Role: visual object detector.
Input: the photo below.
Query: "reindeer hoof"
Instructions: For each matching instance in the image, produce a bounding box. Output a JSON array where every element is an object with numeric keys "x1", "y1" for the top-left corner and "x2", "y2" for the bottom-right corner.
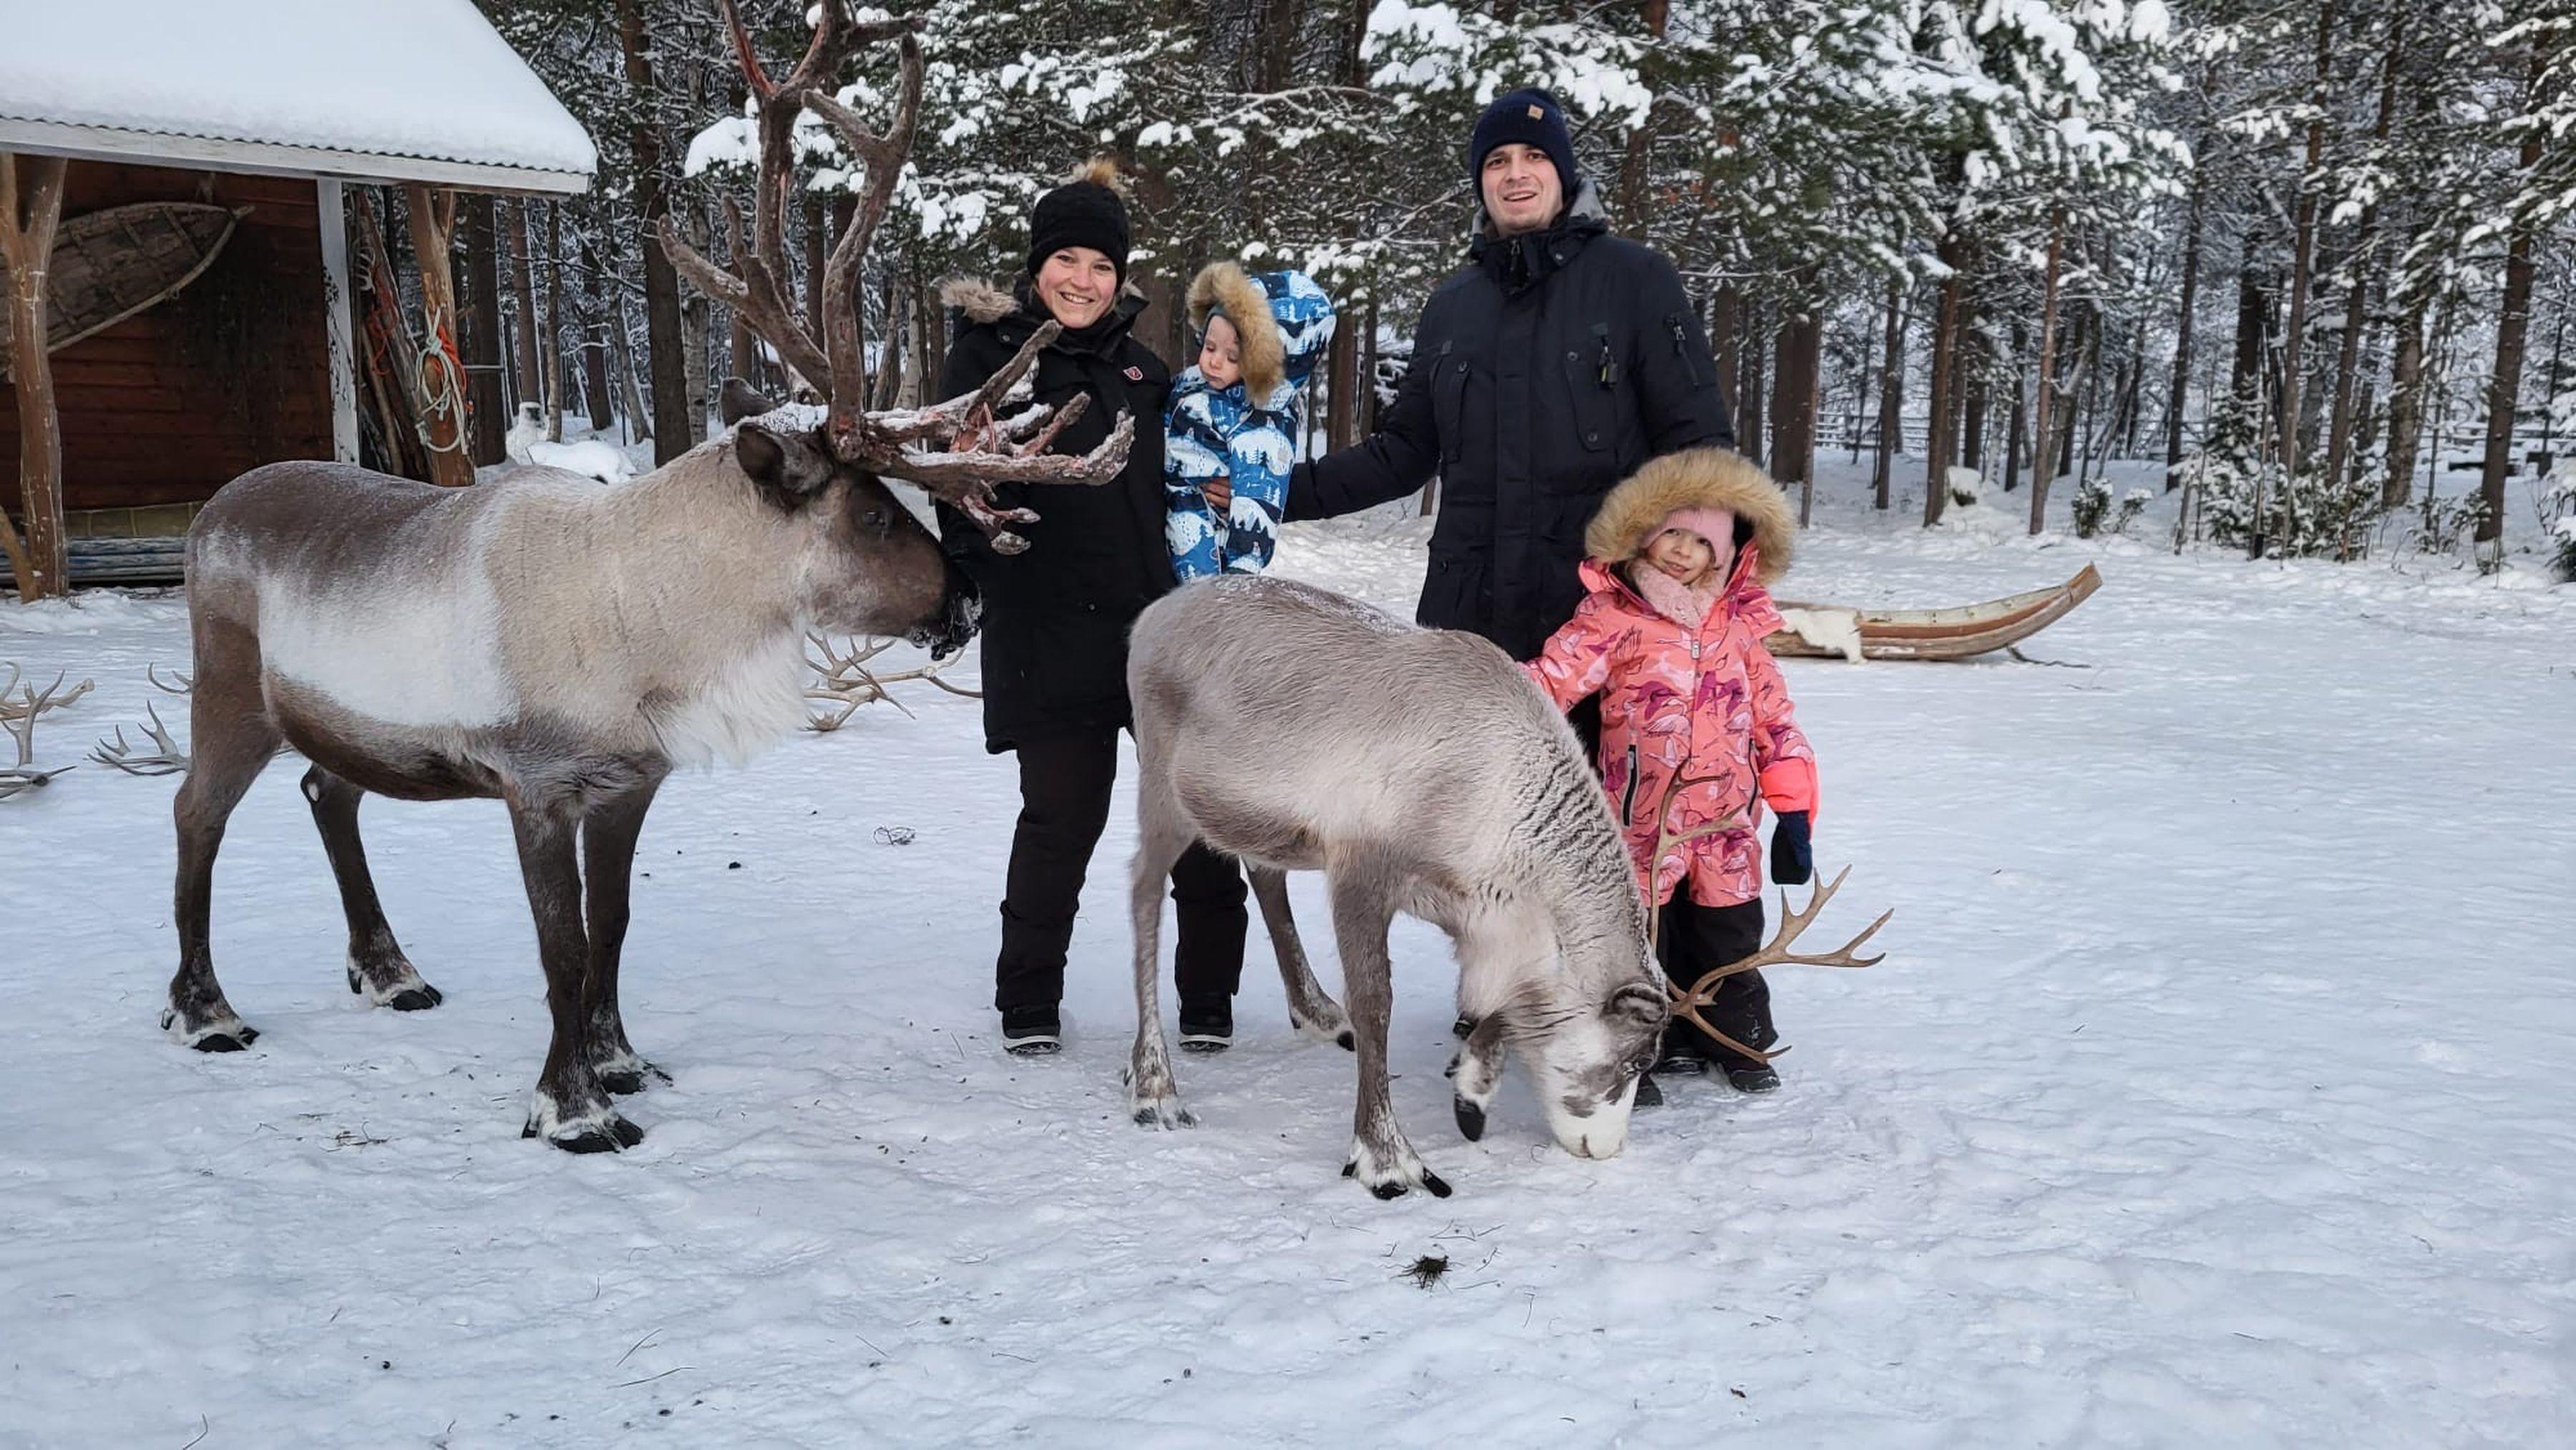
[
  {"x1": 526, "y1": 1092, "x2": 643, "y2": 1152},
  {"x1": 1453, "y1": 1096, "x2": 1486, "y2": 1141},
  {"x1": 1131, "y1": 1096, "x2": 1195, "y2": 1130},
  {"x1": 348, "y1": 957, "x2": 443, "y2": 1011},
  {"x1": 1336, "y1": 1031, "x2": 1355, "y2": 1052},
  {"x1": 165, "y1": 1008, "x2": 258, "y2": 1052},
  {"x1": 386, "y1": 986, "x2": 443, "y2": 1011},
  {"x1": 593, "y1": 1051, "x2": 664, "y2": 1096}
]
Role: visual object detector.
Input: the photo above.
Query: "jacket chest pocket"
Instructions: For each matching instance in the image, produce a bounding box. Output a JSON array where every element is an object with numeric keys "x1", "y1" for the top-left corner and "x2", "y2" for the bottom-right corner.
[
  {"x1": 1562, "y1": 321, "x2": 1619, "y2": 454},
  {"x1": 1432, "y1": 343, "x2": 1471, "y2": 465}
]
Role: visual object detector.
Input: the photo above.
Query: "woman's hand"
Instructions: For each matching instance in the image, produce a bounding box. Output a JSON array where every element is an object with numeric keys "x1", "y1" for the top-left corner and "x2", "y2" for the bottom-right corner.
[{"x1": 1204, "y1": 473, "x2": 1233, "y2": 514}]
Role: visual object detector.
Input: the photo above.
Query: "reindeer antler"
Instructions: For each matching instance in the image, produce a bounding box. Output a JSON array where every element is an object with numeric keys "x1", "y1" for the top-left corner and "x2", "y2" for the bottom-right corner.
[
  {"x1": 0, "y1": 662, "x2": 87, "y2": 798},
  {"x1": 663, "y1": 1, "x2": 1128, "y2": 553},
  {"x1": 1666, "y1": 867, "x2": 1890, "y2": 1066}
]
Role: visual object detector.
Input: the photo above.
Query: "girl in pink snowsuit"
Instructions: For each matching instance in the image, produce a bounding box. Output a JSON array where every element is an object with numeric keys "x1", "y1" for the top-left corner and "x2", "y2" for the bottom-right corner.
[{"x1": 1524, "y1": 447, "x2": 1818, "y2": 1092}]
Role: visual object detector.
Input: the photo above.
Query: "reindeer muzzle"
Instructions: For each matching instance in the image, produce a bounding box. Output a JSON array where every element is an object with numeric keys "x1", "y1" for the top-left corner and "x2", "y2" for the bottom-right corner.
[{"x1": 917, "y1": 557, "x2": 983, "y2": 661}]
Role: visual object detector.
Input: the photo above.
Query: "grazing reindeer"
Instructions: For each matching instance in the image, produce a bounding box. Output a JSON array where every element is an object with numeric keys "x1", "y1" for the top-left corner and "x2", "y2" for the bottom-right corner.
[
  {"x1": 165, "y1": 4, "x2": 1131, "y2": 1152},
  {"x1": 1125, "y1": 577, "x2": 1670, "y2": 1197}
]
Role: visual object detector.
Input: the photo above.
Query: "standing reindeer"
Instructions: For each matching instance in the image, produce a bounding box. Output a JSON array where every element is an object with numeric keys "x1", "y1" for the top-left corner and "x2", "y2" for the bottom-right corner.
[
  {"x1": 1125, "y1": 577, "x2": 1672, "y2": 1197},
  {"x1": 165, "y1": 4, "x2": 1129, "y2": 1152}
]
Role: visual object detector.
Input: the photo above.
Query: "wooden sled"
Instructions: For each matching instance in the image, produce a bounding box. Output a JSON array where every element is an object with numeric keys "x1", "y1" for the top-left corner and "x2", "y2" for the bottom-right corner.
[
  {"x1": 1766, "y1": 564, "x2": 2102, "y2": 662},
  {"x1": 0, "y1": 201, "x2": 244, "y2": 378}
]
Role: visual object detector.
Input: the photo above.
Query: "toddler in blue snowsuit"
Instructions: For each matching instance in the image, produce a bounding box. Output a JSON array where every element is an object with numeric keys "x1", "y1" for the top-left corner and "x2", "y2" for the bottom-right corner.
[{"x1": 1164, "y1": 263, "x2": 1337, "y2": 579}]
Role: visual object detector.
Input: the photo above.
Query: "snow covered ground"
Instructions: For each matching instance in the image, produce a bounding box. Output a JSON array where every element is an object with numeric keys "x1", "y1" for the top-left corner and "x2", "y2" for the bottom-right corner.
[{"x1": 1, "y1": 460, "x2": 2570, "y2": 1446}]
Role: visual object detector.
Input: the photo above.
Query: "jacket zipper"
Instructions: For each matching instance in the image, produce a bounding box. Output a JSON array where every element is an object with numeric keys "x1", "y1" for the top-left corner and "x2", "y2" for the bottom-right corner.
[{"x1": 1664, "y1": 312, "x2": 1704, "y2": 387}]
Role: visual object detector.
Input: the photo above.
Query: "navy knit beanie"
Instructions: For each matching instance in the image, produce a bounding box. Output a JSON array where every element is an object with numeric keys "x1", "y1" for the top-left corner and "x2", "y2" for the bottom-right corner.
[
  {"x1": 1468, "y1": 88, "x2": 1579, "y2": 195},
  {"x1": 1028, "y1": 158, "x2": 1131, "y2": 280}
]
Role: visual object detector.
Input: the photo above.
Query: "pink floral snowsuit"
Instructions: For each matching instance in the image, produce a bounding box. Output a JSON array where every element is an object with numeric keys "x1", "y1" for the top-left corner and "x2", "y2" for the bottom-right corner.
[{"x1": 1524, "y1": 544, "x2": 1818, "y2": 908}]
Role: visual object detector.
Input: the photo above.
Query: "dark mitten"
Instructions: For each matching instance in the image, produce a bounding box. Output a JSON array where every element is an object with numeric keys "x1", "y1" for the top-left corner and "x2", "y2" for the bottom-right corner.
[{"x1": 1770, "y1": 810, "x2": 1813, "y2": 886}]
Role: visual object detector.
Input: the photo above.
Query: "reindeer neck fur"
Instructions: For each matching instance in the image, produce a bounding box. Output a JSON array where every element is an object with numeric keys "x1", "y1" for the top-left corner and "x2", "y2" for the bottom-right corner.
[
  {"x1": 1453, "y1": 730, "x2": 1656, "y2": 1019},
  {"x1": 486, "y1": 440, "x2": 826, "y2": 768}
]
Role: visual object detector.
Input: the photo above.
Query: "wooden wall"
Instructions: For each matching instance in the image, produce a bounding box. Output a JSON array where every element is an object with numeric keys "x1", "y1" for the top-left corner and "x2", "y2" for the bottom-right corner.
[{"x1": 0, "y1": 162, "x2": 333, "y2": 519}]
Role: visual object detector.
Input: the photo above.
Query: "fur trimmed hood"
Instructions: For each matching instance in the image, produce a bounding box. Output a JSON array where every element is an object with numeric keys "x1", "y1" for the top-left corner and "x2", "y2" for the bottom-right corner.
[
  {"x1": 1582, "y1": 447, "x2": 1795, "y2": 584},
  {"x1": 1184, "y1": 263, "x2": 1336, "y2": 401}
]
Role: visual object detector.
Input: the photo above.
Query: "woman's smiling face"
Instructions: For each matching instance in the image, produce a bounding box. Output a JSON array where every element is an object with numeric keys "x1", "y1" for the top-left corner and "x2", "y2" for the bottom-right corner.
[{"x1": 1034, "y1": 247, "x2": 1117, "y2": 329}]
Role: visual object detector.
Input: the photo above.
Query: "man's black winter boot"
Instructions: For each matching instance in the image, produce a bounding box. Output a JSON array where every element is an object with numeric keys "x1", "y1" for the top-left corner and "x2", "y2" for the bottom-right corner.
[{"x1": 1178, "y1": 997, "x2": 1233, "y2": 1054}]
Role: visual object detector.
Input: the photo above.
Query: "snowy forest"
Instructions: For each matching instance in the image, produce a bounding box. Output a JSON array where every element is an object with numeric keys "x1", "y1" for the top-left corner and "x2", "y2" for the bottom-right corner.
[{"x1": 411, "y1": 0, "x2": 2576, "y2": 577}]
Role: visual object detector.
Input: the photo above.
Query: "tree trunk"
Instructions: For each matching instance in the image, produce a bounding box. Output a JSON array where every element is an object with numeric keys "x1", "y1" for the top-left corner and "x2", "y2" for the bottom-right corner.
[
  {"x1": 400, "y1": 184, "x2": 474, "y2": 487},
  {"x1": 2003, "y1": 322, "x2": 2028, "y2": 494},
  {"x1": 2165, "y1": 160, "x2": 2207, "y2": 488},
  {"x1": 2278, "y1": 0, "x2": 2340, "y2": 474},
  {"x1": 2027, "y1": 204, "x2": 2066, "y2": 534},
  {"x1": 617, "y1": 288, "x2": 653, "y2": 444},
  {"x1": 1616, "y1": 0, "x2": 1673, "y2": 230},
  {"x1": 1873, "y1": 280, "x2": 1903, "y2": 511},
  {"x1": 505, "y1": 199, "x2": 542, "y2": 413},
  {"x1": 542, "y1": 202, "x2": 566, "y2": 443},
  {"x1": 1961, "y1": 322, "x2": 1989, "y2": 474},
  {"x1": 459, "y1": 195, "x2": 509, "y2": 464},
  {"x1": 1769, "y1": 289, "x2": 1821, "y2": 489},
  {"x1": 580, "y1": 239, "x2": 613, "y2": 432},
  {"x1": 615, "y1": 0, "x2": 691, "y2": 465},
  {"x1": 1360, "y1": 295, "x2": 1380, "y2": 434},
  {"x1": 2477, "y1": 54, "x2": 2547, "y2": 559},
  {"x1": 1327, "y1": 310, "x2": 1357, "y2": 449},
  {"x1": 0, "y1": 152, "x2": 69, "y2": 599},
  {"x1": 1922, "y1": 239, "x2": 1963, "y2": 526},
  {"x1": 1739, "y1": 297, "x2": 1767, "y2": 466},
  {"x1": 1710, "y1": 281, "x2": 1741, "y2": 423}
]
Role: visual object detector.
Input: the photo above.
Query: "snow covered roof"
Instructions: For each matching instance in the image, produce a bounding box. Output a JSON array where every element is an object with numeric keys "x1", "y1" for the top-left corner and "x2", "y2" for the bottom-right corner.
[{"x1": 0, "y1": 0, "x2": 597, "y2": 194}]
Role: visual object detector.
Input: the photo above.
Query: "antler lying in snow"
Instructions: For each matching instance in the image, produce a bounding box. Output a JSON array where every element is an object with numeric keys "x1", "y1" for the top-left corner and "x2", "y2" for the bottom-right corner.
[
  {"x1": 90, "y1": 700, "x2": 188, "y2": 775},
  {"x1": 1665, "y1": 866, "x2": 1890, "y2": 1065},
  {"x1": 803, "y1": 632, "x2": 978, "y2": 732},
  {"x1": 0, "y1": 663, "x2": 89, "y2": 798}
]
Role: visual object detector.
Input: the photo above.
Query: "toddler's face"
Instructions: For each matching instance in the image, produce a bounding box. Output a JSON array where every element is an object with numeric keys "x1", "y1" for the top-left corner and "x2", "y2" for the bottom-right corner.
[
  {"x1": 1644, "y1": 526, "x2": 1726, "y2": 585},
  {"x1": 1198, "y1": 313, "x2": 1242, "y2": 390}
]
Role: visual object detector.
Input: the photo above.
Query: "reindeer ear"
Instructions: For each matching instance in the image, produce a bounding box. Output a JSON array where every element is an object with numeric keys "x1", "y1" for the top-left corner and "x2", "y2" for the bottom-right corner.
[
  {"x1": 734, "y1": 423, "x2": 832, "y2": 511},
  {"x1": 1605, "y1": 981, "x2": 1669, "y2": 1032},
  {"x1": 719, "y1": 378, "x2": 778, "y2": 425}
]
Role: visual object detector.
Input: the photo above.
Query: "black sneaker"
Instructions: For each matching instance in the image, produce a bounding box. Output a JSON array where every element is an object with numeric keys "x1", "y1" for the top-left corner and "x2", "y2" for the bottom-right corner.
[
  {"x1": 1649, "y1": 1044, "x2": 1709, "y2": 1077},
  {"x1": 1178, "y1": 998, "x2": 1233, "y2": 1054},
  {"x1": 1722, "y1": 1062, "x2": 1781, "y2": 1093},
  {"x1": 1000, "y1": 1006, "x2": 1060, "y2": 1056}
]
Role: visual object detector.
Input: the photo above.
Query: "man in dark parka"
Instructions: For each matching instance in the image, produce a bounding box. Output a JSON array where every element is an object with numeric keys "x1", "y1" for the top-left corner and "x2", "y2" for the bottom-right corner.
[{"x1": 1286, "y1": 88, "x2": 1735, "y2": 662}]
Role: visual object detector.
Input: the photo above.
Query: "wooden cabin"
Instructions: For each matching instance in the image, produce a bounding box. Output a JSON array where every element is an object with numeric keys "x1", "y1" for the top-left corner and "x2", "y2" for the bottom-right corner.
[{"x1": 0, "y1": 0, "x2": 595, "y2": 584}]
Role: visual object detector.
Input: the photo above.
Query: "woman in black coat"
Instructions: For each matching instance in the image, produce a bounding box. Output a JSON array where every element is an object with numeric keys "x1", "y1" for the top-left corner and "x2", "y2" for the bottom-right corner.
[{"x1": 937, "y1": 161, "x2": 1246, "y2": 1056}]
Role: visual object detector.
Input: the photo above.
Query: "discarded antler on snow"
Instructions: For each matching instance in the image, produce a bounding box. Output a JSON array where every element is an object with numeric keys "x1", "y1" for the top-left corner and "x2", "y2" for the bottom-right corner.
[
  {"x1": 148, "y1": 662, "x2": 193, "y2": 695},
  {"x1": 89, "y1": 699, "x2": 188, "y2": 775},
  {"x1": 659, "y1": 0, "x2": 1128, "y2": 554},
  {"x1": 0, "y1": 663, "x2": 87, "y2": 798},
  {"x1": 1666, "y1": 866, "x2": 1890, "y2": 1065},
  {"x1": 802, "y1": 632, "x2": 978, "y2": 731}
]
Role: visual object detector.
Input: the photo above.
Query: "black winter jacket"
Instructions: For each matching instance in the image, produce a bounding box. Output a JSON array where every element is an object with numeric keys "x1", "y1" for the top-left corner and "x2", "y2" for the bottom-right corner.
[
  {"x1": 937, "y1": 278, "x2": 1176, "y2": 753},
  {"x1": 1286, "y1": 185, "x2": 1734, "y2": 660}
]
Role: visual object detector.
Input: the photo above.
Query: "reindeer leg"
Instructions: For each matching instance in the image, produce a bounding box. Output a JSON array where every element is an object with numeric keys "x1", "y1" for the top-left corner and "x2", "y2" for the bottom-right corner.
[
  {"x1": 1446, "y1": 1014, "x2": 1508, "y2": 1142},
  {"x1": 580, "y1": 773, "x2": 667, "y2": 1095},
  {"x1": 507, "y1": 793, "x2": 638, "y2": 1152},
  {"x1": 301, "y1": 765, "x2": 441, "y2": 1011},
  {"x1": 1328, "y1": 854, "x2": 1449, "y2": 1199},
  {"x1": 164, "y1": 630, "x2": 278, "y2": 1052},
  {"x1": 1246, "y1": 866, "x2": 1352, "y2": 1051},
  {"x1": 1123, "y1": 797, "x2": 1194, "y2": 1130}
]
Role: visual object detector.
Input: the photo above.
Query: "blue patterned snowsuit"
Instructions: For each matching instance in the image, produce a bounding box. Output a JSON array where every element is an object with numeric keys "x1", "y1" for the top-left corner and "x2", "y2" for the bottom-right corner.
[{"x1": 1164, "y1": 270, "x2": 1336, "y2": 579}]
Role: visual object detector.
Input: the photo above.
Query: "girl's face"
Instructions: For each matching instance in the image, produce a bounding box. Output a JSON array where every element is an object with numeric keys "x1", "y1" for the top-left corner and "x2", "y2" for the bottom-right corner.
[
  {"x1": 1034, "y1": 247, "x2": 1118, "y2": 329},
  {"x1": 1644, "y1": 526, "x2": 1726, "y2": 586},
  {"x1": 1198, "y1": 313, "x2": 1243, "y2": 390}
]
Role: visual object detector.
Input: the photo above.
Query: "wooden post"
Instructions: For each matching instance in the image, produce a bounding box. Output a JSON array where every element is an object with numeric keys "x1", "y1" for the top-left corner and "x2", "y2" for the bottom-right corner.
[
  {"x1": 401, "y1": 183, "x2": 474, "y2": 486},
  {"x1": 1, "y1": 152, "x2": 70, "y2": 600},
  {"x1": 316, "y1": 178, "x2": 361, "y2": 465}
]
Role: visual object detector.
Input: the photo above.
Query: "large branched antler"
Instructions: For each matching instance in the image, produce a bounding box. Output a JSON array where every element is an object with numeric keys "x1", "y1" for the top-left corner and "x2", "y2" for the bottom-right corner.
[
  {"x1": 661, "y1": 1, "x2": 1128, "y2": 554},
  {"x1": 1667, "y1": 867, "x2": 1890, "y2": 1066}
]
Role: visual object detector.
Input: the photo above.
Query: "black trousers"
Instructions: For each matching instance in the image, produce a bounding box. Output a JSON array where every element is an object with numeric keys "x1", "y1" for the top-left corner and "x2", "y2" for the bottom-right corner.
[
  {"x1": 995, "y1": 728, "x2": 1248, "y2": 1014},
  {"x1": 1655, "y1": 892, "x2": 1777, "y2": 1068}
]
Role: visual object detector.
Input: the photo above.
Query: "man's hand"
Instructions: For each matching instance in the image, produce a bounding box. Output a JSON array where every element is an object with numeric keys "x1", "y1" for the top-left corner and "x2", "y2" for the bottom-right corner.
[{"x1": 1204, "y1": 473, "x2": 1233, "y2": 514}]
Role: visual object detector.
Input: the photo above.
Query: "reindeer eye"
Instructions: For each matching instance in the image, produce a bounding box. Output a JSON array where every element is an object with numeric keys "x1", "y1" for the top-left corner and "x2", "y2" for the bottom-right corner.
[{"x1": 861, "y1": 508, "x2": 891, "y2": 532}]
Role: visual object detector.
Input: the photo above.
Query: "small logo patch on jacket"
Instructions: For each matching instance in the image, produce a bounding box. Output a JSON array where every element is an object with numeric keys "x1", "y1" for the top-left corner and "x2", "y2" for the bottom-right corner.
[{"x1": 1125, "y1": 366, "x2": 1144, "y2": 381}]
